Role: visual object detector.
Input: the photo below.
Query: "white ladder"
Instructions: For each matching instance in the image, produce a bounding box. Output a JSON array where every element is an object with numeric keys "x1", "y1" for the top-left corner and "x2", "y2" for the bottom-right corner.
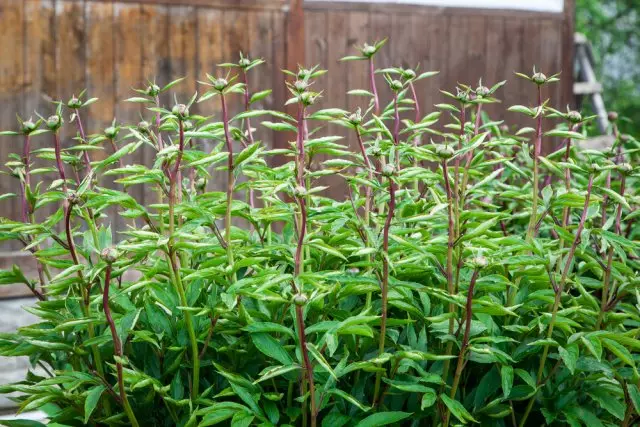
[{"x1": 574, "y1": 32, "x2": 609, "y2": 134}]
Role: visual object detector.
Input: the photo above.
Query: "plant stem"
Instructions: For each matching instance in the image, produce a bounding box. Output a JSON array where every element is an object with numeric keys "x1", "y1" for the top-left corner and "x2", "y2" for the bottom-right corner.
[
  {"x1": 369, "y1": 57, "x2": 380, "y2": 116},
  {"x1": 53, "y1": 132, "x2": 68, "y2": 192},
  {"x1": 103, "y1": 264, "x2": 139, "y2": 427},
  {"x1": 242, "y1": 69, "x2": 257, "y2": 213},
  {"x1": 166, "y1": 120, "x2": 199, "y2": 398},
  {"x1": 221, "y1": 93, "x2": 236, "y2": 282},
  {"x1": 519, "y1": 173, "x2": 594, "y2": 427},
  {"x1": 21, "y1": 134, "x2": 31, "y2": 222},
  {"x1": 373, "y1": 176, "x2": 396, "y2": 407},
  {"x1": 526, "y1": 86, "x2": 543, "y2": 243},
  {"x1": 73, "y1": 109, "x2": 93, "y2": 177},
  {"x1": 441, "y1": 159, "x2": 456, "y2": 384},
  {"x1": 444, "y1": 269, "x2": 480, "y2": 427},
  {"x1": 292, "y1": 101, "x2": 316, "y2": 427},
  {"x1": 409, "y1": 81, "x2": 421, "y2": 191}
]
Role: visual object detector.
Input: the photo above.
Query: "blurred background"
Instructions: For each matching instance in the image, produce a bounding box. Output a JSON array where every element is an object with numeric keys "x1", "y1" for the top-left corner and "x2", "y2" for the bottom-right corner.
[{"x1": 0, "y1": 0, "x2": 637, "y2": 418}]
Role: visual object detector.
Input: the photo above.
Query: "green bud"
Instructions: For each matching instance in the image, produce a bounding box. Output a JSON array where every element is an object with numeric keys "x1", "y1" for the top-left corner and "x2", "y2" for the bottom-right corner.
[
  {"x1": 239, "y1": 57, "x2": 251, "y2": 68},
  {"x1": 146, "y1": 84, "x2": 160, "y2": 97},
  {"x1": 46, "y1": 115, "x2": 62, "y2": 131},
  {"x1": 475, "y1": 86, "x2": 490, "y2": 98},
  {"x1": 402, "y1": 69, "x2": 416, "y2": 80},
  {"x1": 532, "y1": 72, "x2": 547, "y2": 85},
  {"x1": 567, "y1": 111, "x2": 582, "y2": 123},
  {"x1": 293, "y1": 185, "x2": 307, "y2": 197},
  {"x1": 104, "y1": 126, "x2": 118, "y2": 139},
  {"x1": 470, "y1": 255, "x2": 488, "y2": 269},
  {"x1": 389, "y1": 80, "x2": 403, "y2": 92},
  {"x1": 381, "y1": 163, "x2": 395, "y2": 177},
  {"x1": 293, "y1": 80, "x2": 309, "y2": 93},
  {"x1": 21, "y1": 119, "x2": 38, "y2": 134},
  {"x1": 172, "y1": 104, "x2": 189, "y2": 119},
  {"x1": 213, "y1": 78, "x2": 228, "y2": 91},
  {"x1": 299, "y1": 92, "x2": 316, "y2": 106},
  {"x1": 137, "y1": 121, "x2": 151, "y2": 134},
  {"x1": 67, "y1": 192, "x2": 81, "y2": 206},
  {"x1": 293, "y1": 293, "x2": 308, "y2": 306},
  {"x1": 67, "y1": 96, "x2": 82, "y2": 109},
  {"x1": 618, "y1": 163, "x2": 633, "y2": 174},
  {"x1": 362, "y1": 44, "x2": 376, "y2": 57},
  {"x1": 435, "y1": 144, "x2": 455, "y2": 159},
  {"x1": 347, "y1": 109, "x2": 362, "y2": 125},
  {"x1": 297, "y1": 69, "x2": 311, "y2": 80},
  {"x1": 100, "y1": 247, "x2": 119, "y2": 264},
  {"x1": 370, "y1": 146, "x2": 382, "y2": 157},
  {"x1": 608, "y1": 111, "x2": 618, "y2": 122}
]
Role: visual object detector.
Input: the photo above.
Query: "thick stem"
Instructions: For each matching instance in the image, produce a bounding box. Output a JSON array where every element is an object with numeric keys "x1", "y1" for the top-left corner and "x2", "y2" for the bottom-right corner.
[
  {"x1": 444, "y1": 269, "x2": 480, "y2": 427},
  {"x1": 369, "y1": 58, "x2": 380, "y2": 116},
  {"x1": 292, "y1": 101, "x2": 316, "y2": 426},
  {"x1": 441, "y1": 160, "x2": 456, "y2": 384},
  {"x1": 519, "y1": 174, "x2": 594, "y2": 427},
  {"x1": 221, "y1": 94, "x2": 236, "y2": 280},
  {"x1": 526, "y1": 86, "x2": 543, "y2": 243},
  {"x1": 73, "y1": 109, "x2": 93, "y2": 176},
  {"x1": 53, "y1": 133, "x2": 68, "y2": 192},
  {"x1": 103, "y1": 265, "x2": 139, "y2": 427},
  {"x1": 373, "y1": 177, "x2": 396, "y2": 407},
  {"x1": 242, "y1": 69, "x2": 256, "y2": 212}
]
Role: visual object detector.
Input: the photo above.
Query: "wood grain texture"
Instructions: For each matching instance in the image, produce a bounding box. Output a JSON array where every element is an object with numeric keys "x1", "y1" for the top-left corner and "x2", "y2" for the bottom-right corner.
[{"x1": 0, "y1": 0, "x2": 574, "y2": 270}]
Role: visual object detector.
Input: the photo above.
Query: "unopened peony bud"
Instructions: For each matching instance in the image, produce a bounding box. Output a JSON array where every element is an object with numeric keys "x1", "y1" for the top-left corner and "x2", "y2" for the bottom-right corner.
[{"x1": 100, "y1": 247, "x2": 119, "y2": 264}]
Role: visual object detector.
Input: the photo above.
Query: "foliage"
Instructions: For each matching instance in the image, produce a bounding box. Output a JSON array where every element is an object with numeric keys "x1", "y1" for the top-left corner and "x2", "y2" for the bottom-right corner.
[
  {"x1": 0, "y1": 42, "x2": 639, "y2": 427},
  {"x1": 576, "y1": 0, "x2": 640, "y2": 135}
]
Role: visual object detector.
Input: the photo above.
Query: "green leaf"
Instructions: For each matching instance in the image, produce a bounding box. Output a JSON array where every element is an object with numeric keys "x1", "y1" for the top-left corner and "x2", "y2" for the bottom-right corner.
[
  {"x1": 421, "y1": 389, "x2": 437, "y2": 409},
  {"x1": 254, "y1": 365, "x2": 301, "y2": 384},
  {"x1": 441, "y1": 394, "x2": 478, "y2": 424},
  {"x1": 627, "y1": 384, "x2": 640, "y2": 414},
  {"x1": 84, "y1": 385, "x2": 106, "y2": 424},
  {"x1": 249, "y1": 90, "x2": 272, "y2": 104},
  {"x1": 588, "y1": 388, "x2": 625, "y2": 420},
  {"x1": 500, "y1": 365, "x2": 514, "y2": 398},
  {"x1": 243, "y1": 322, "x2": 295, "y2": 339},
  {"x1": 251, "y1": 333, "x2": 293, "y2": 365},
  {"x1": 558, "y1": 344, "x2": 579, "y2": 374},
  {"x1": 329, "y1": 389, "x2": 371, "y2": 412},
  {"x1": 306, "y1": 343, "x2": 337, "y2": 379},
  {"x1": 354, "y1": 411, "x2": 412, "y2": 427}
]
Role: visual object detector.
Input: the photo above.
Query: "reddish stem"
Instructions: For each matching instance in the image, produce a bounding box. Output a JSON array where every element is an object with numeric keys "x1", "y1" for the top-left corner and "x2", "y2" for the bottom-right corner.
[
  {"x1": 73, "y1": 109, "x2": 93, "y2": 176},
  {"x1": 369, "y1": 57, "x2": 380, "y2": 115}
]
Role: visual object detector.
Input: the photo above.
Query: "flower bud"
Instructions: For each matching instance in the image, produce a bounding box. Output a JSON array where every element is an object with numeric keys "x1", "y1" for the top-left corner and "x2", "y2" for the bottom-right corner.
[
  {"x1": 183, "y1": 120, "x2": 194, "y2": 131},
  {"x1": 607, "y1": 111, "x2": 618, "y2": 122},
  {"x1": 292, "y1": 185, "x2": 307, "y2": 197},
  {"x1": 470, "y1": 255, "x2": 488, "y2": 269},
  {"x1": 46, "y1": 115, "x2": 62, "y2": 131},
  {"x1": 100, "y1": 247, "x2": 119, "y2": 264},
  {"x1": 67, "y1": 96, "x2": 82, "y2": 109},
  {"x1": 370, "y1": 146, "x2": 382, "y2": 157},
  {"x1": 348, "y1": 109, "x2": 362, "y2": 125},
  {"x1": 532, "y1": 72, "x2": 547, "y2": 85},
  {"x1": 104, "y1": 126, "x2": 118, "y2": 139},
  {"x1": 146, "y1": 84, "x2": 160, "y2": 97},
  {"x1": 21, "y1": 119, "x2": 38, "y2": 134},
  {"x1": 297, "y1": 68, "x2": 311, "y2": 80},
  {"x1": 293, "y1": 80, "x2": 309, "y2": 93},
  {"x1": 213, "y1": 78, "x2": 228, "y2": 91},
  {"x1": 67, "y1": 192, "x2": 81, "y2": 206},
  {"x1": 567, "y1": 111, "x2": 582, "y2": 124},
  {"x1": 402, "y1": 69, "x2": 416, "y2": 80},
  {"x1": 137, "y1": 121, "x2": 151, "y2": 134},
  {"x1": 362, "y1": 44, "x2": 376, "y2": 57},
  {"x1": 381, "y1": 163, "x2": 395, "y2": 177},
  {"x1": 299, "y1": 92, "x2": 316, "y2": 106},
  {"x1": 239, "y1": 57, "x2": 251, "y2": 68},
  {"x1": 618, "y1": 163, "x2": 633, "y2": 174},
  {"x1": 499, "y1": 124, "x2": 509, "y2": 133},
  {"x1": 293, "y1": 293, "x2": 308, "y2": 306},
  {"x1": 435, "y1": 144, "x2": 455, "y2": 159},
  {"x1": 389, "y1": 80, "x2": 403, "y2": 92},
  {"x1": 620, "y1": 134, "x2": 630, "y2": 142},
  {"x1": 589, "y1": 163, "x2": 601, "y2": 173},
  {"x1": 172, "y1": 104, "x2": 189, "y2": 119},
  {"x1": 475, "y1": 86, "x2": 490, "y2": 98},
  {"x1": 196, "y1": 178, "x2": 207, "y2": 191}
]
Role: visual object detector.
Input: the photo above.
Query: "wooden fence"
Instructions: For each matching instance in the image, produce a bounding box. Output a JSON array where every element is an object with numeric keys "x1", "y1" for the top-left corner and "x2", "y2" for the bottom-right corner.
[{"x1": 0, "y1": 0, "x2": 573, "y2": 294}]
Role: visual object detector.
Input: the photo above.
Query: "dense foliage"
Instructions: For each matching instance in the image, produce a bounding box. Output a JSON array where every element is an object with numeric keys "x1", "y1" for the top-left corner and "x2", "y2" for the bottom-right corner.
[{"x1": 0, "y1": 42, "x2": 639, "y2": 427}]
